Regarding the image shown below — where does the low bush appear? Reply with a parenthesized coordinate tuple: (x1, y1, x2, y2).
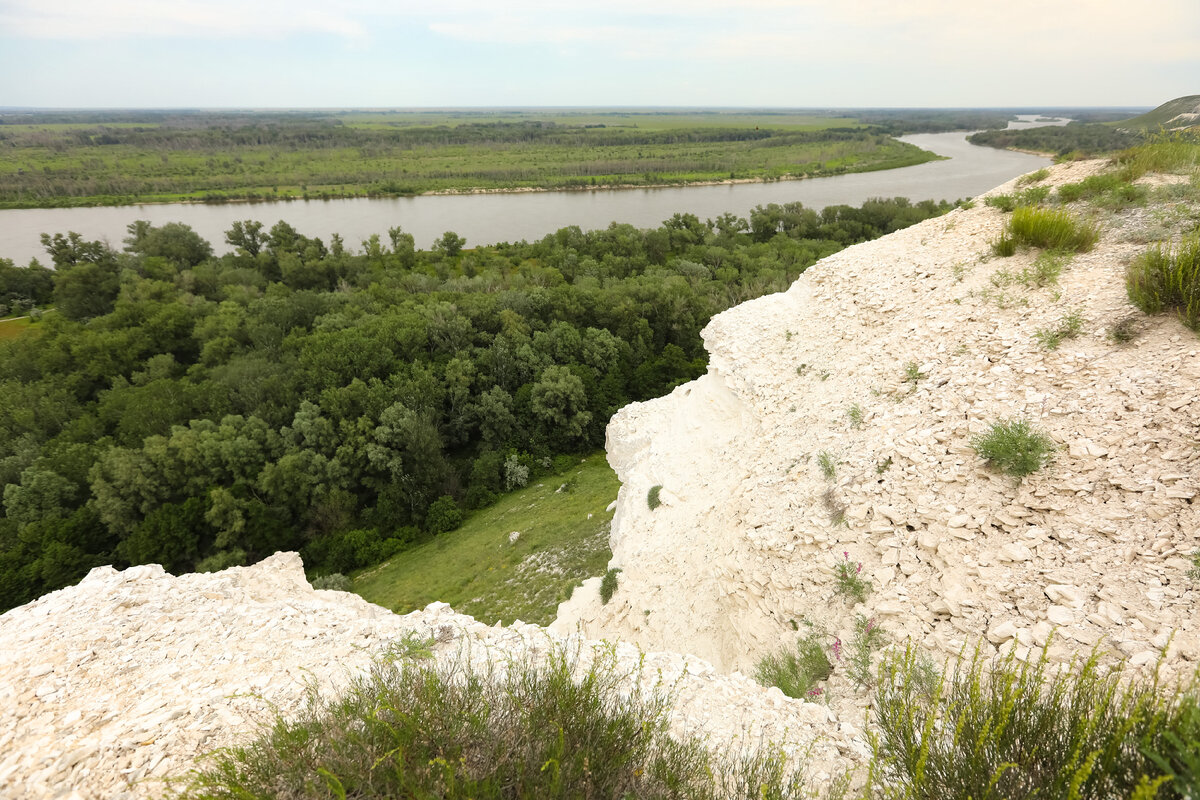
(310, 573, 351, 592)
(1113, 133, 1200, 182)
(971, 418, 1055, 478)
(985, 186, 1050, 213)
(873, 643, 1200, 800)
(1126, 232, 1200, 330)
(182, 644, 809, 799)
(1003, 206, 1100, 253)
(599, 567, 621, 604)
(847, 614, 886, 688)
(754, 634, 833, 699)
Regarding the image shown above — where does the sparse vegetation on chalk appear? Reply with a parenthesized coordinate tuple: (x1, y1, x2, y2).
(903, 361, 926, 385)
(754, 634, 833, 700)
(847, 403, 865, 428)
(1126, 231, 1200, 330)
(182, 644, 809, 800)
(1034, 309, 1085, 350)
(971, 419, 1056, 478)
(1016, 168, 1051, 186)
(834, 552, 871, 604)
(817, 451, 838, 481)
(991, 249, 1069, 290)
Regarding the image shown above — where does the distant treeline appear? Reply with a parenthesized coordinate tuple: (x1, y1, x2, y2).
(0, 195, 961, 611)
(968, 124, 1142, 157)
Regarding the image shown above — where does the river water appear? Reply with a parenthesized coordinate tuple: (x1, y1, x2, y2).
(0, 132, 1050, 265)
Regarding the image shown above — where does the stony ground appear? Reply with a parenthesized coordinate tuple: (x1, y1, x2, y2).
(555, 158, 1200, 738)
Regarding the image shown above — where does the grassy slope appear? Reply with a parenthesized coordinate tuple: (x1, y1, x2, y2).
(1114, 95, 1200, 130)
(353, 452, 619, 626)
(0, 317, 33, 340)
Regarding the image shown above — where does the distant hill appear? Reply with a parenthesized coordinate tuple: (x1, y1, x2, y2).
(1115, 94, 1200, 130)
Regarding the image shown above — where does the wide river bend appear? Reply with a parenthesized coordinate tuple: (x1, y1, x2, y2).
(0, 132, 1049, 265)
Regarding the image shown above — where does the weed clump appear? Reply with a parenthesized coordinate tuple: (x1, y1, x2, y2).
(599, 567, 621, 604)
(647, 484, 663, 510)
(1126, 232, 1200, 330)
(834, 551, 870, 603)
(182, 645, 808, 799)
(754, 634, 833, 699)
(971, 419, 1055, 478)
(846, 615, 885, 688)
(1034, 309, 1085, 349)
(817, 451, 837, 480)
(1016, 167, 1050, 186)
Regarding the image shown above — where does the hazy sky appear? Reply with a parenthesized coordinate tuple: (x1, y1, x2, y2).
(0, 0, 1195, 109)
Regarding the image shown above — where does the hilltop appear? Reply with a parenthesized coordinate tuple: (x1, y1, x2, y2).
(1117, 94, 1200, 131)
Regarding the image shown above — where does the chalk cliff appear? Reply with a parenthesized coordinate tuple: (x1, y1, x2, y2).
(554, 159, 1200, 685)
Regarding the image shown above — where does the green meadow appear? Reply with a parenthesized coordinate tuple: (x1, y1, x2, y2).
(353, 452, 619, 626)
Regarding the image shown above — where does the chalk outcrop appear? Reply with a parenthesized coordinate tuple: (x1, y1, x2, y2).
(555, 160, 1200, 689)
(0, 553, 855, 799)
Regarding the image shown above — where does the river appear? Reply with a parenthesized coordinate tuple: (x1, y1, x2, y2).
(0, 132, 1050, 265)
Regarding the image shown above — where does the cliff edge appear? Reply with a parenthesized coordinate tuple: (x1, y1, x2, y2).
(554, 159, 1200, 687)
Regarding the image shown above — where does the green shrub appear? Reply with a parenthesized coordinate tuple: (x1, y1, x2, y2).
(1126, 232, 1200, 330)
(424, 495, 464, 534)
(873, 642, 1199, 800)
(754, 634, 833, 699)
(971, 419, 1055, 478)
(310, 573, 352, 592)
(647, 484, 663, 510)
(182, 645, 808, 799)
(599, 567, 621, 604)
(1003, 206, 1100, 253)
(1034, 309, 1085, 350)
(991, 232, 1017, 257)
(834, 551, 871, 604)
(1113, 133, 1200, 181)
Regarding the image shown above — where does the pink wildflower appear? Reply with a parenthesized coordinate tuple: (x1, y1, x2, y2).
(832, 638, 842, 661)
(807, 687, 823, 697)
(856, 562, 862, 574)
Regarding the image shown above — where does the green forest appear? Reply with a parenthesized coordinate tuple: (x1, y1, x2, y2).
(0, 196, 962, 611)
(0, 110, 941, 208)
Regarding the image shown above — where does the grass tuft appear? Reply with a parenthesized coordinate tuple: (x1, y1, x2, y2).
(1126, 232, 1200, 330)
(181, 643, 809, 799)
(599, 567, 621, 605)
(1016, 168, 1050, 186)
(817, 451, 837, 481)
(754, 634, 833, 699)
(971, 418, 1055, 479)
(999, 206, 1101, 253)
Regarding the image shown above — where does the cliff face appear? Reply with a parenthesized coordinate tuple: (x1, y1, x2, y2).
(554, 159, 1200, 682)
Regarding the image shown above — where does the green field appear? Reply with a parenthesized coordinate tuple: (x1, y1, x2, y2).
(0, 109, 940, 208)
(353, 453, 619, 626)
(0, 316, 33, 340)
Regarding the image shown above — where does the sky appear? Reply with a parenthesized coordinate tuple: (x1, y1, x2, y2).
(0, 0, 1196, 109)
